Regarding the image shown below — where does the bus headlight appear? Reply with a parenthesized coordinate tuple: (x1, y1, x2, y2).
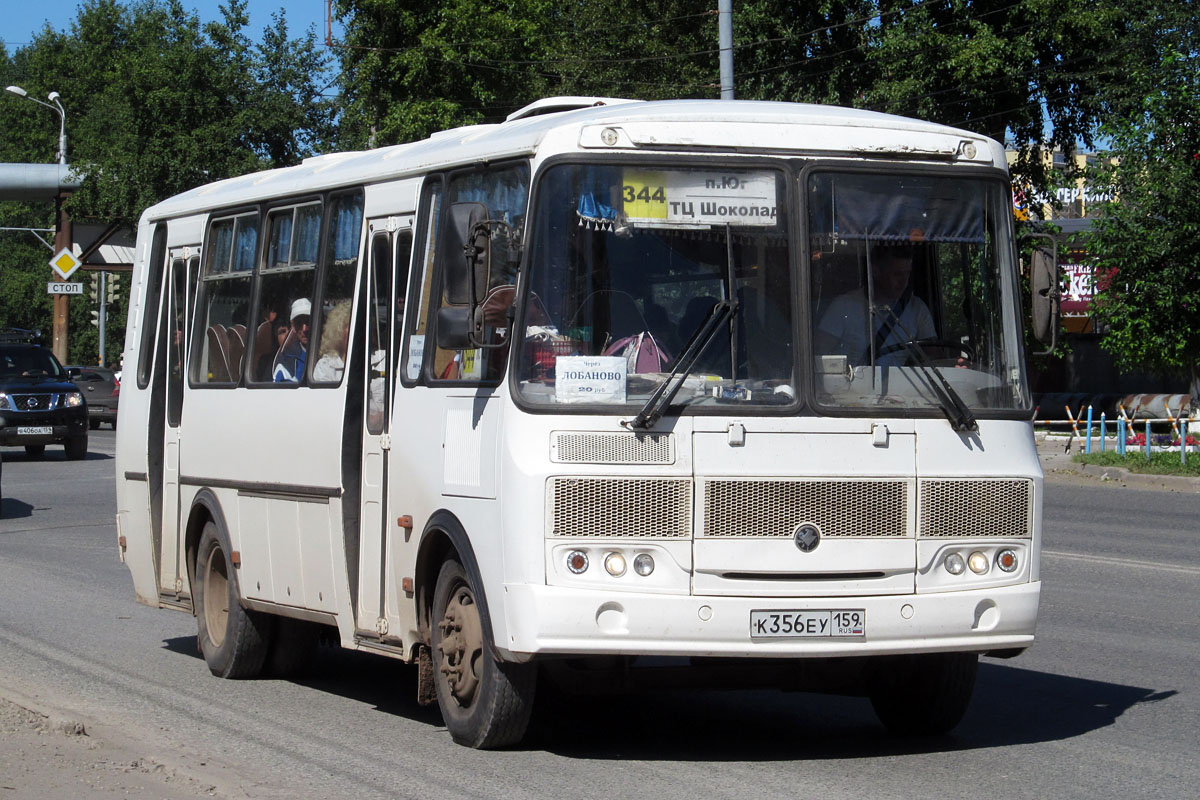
(943, 552, 966, 575)
(604, 552, 627, 576)
(968, 551, 990, 574)
(633, 554, 655, 576)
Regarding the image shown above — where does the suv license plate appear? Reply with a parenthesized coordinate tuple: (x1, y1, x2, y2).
(750, 609, 866, 638)
(17, 426, 53, 436)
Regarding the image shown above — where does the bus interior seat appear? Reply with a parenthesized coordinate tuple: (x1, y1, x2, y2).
(253, 321, 276, 381)
(225, 327, 245, 381)
(206, 324, 231, 382)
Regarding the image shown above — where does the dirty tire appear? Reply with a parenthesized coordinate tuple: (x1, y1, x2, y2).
(869, 652, 978, 736)
(64, 434, 87, 461)
(194, 521, 271, 679)
(431, 558, 535, 748)
(24, 445, 45, 459)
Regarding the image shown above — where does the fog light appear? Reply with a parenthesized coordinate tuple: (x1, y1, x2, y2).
(633, 553, 655, 576)
(968, 551, 990, 574)
(996, 548, 1019, 573)
(944, 552, 966, 575)
(604, 552, 627, 576)
(566, 550, 589, 574)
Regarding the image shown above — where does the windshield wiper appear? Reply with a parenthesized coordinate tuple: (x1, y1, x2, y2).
(624, 299, 735, 430)
(871, 304, 977, 432)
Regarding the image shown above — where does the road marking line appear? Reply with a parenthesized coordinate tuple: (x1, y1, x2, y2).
(1042, 550, 1200, 576)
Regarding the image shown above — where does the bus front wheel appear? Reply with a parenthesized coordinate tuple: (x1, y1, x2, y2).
(431, 558, 535, 748)
(868, 652, 978, 736)
(194, 521, 271, 679)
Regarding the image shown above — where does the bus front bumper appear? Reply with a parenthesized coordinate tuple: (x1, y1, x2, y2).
(501, 581, 1040, 660)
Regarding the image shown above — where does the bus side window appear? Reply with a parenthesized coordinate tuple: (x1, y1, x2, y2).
(193, 214, 256, 386)
(255, 202, 322, 385)
(311, 192, 364, 386)
(403, 179, 442, 384)
(392, 229, 414, 384)
(431, 162, 529, 383)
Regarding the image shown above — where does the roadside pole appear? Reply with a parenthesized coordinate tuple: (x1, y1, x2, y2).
(53, 191, 72, 363)
(99, 271, 107, 367)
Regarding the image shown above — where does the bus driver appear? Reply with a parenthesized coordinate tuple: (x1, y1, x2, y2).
(816, 243, 934, 366)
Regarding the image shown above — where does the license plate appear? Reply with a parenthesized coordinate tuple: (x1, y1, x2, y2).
(17, 426, 53, 436)
(750, 609, 866, 638)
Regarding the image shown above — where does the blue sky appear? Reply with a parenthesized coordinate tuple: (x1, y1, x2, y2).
(1, 1, 341, 50)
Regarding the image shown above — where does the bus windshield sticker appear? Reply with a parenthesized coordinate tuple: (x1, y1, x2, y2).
(554, 356, 626, 403)
(406, 334, 425, 379)
(461, 349, 482, 380)
(621, 170, 777, 229)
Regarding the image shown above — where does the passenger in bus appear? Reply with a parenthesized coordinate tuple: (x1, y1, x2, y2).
(313, 299, 352, 382)
(816, 244, 934, 366)
(272, 298, 311, 382)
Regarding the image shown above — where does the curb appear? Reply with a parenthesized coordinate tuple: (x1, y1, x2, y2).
(1036, 436, 1200, 492)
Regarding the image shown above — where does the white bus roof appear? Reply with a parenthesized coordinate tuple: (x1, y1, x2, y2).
(144, 98, 1003, 221)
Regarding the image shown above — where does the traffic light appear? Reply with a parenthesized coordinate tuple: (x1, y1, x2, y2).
(89, 273, 99, 302)
(90, 309, 99, 328)
(107, 273, 120, 304)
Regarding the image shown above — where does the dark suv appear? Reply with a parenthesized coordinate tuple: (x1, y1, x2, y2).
(0, 342, 89, 459)
(66, 365, 120, 429)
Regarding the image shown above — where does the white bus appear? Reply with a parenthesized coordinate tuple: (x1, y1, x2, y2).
(116, 97, 1048, 748)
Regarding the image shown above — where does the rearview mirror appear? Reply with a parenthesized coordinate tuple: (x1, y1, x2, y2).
(443, 202, 491, 307)
(436, 306, 472, 350)
(1023, 233, 1059, 355)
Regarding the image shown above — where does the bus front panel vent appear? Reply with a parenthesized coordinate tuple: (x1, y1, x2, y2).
(551, 432, 675, 465)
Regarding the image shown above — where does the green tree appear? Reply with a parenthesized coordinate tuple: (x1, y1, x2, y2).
(332, 0, 1131, 199)
(1090, 6, 1200, 405)
(0, 0, 334, 365)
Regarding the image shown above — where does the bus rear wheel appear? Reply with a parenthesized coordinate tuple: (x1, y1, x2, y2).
(868, 652, 978, 736)
(431, 558, 535, 748)
(194, 521, 271, 679)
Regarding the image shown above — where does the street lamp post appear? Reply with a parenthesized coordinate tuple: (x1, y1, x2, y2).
(6, 84, 72, 362)
(5, 85, 67, 164)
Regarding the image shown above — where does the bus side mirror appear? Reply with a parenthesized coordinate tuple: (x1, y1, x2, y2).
(436, 306, 472, 350)
(1024, 234, 1059, 355)
(443, 202, 491, 307)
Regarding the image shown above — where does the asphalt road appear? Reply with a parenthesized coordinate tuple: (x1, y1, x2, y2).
(1, 434, 1197, 800)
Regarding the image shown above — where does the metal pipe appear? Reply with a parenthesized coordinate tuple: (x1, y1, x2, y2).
(719, 0, 735, 100)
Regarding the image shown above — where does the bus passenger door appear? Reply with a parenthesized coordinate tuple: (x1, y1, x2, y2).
(356, 219, 413, 636)
(158, 249, 197, 599)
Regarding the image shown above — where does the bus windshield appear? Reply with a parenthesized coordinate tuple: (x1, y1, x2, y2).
(516, 162, 1028, 417)
(808, 170, 1029, 413)
(516, 163, 796, 409)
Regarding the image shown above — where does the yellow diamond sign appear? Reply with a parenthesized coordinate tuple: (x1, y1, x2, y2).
(50, 248, 82, 281)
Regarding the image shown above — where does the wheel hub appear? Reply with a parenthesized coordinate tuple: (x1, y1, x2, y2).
(437, 586, 483, 707)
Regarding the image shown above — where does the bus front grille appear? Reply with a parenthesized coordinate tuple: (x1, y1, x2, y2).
(918, 478, 1034, 538)
(701, 478, 910, 538)
(548, 477, 691, 538)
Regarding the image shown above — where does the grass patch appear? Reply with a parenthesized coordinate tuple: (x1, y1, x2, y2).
(1073, 449, 1200, 477)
